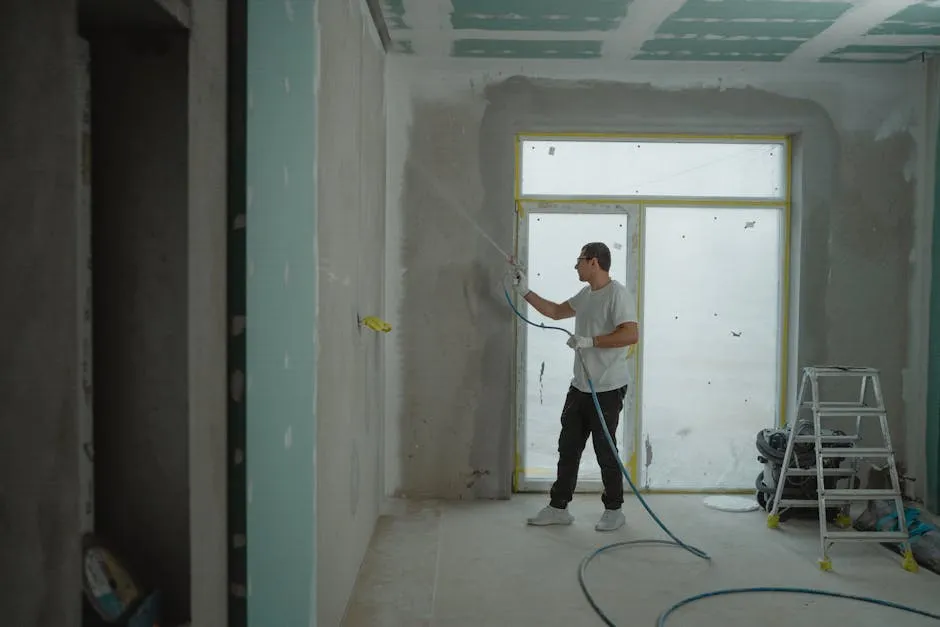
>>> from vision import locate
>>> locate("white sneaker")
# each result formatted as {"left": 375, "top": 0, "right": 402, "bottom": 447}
{"left": 595, "top": 509, "right": 625, "bottom": 532}
{"left": 526, "top": 505, "right": 574, "bottom": 526}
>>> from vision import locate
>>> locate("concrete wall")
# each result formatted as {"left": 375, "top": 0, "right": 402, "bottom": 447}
{"left": 316, "top": 1, "right": 387, "bottom": 624}
{"left": 0, "top": 2, "right": 82, "bottom": 625}
{"left": 91, "top": 1, "right": 230, "bottom": 622}
{"left": 90, "top": 32, "right": 191, "bottom": 623}
{"left": 1, "top": 2, "right": 229, "bottom": 625}
{"left": 385, "top": 58, "right": 934, "bottom": 503}
{"left": 187, "top": 0, "right": 229, "bottom": 623}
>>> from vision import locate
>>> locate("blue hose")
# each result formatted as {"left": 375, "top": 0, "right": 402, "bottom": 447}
{"left": 502, "top": 285, "right": 940, "bottom": 626}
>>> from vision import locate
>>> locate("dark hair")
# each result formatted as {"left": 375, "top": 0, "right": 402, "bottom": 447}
{"left": 582, "top": 242, "right": 611, "bottom": 272}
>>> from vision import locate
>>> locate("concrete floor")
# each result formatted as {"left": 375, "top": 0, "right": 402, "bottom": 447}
{"left": 343, "top": 494, "right": 940, "bottom": 627}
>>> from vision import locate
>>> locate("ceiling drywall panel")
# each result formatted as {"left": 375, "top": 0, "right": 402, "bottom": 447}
{"left": 449, "top": 0, "right": 630, "bottom": 31}
{"left": 869, "top": 2, "right": 940, "bottom": 35}
{"left": 378, "top": 0, "right": 940, "bottom": 63}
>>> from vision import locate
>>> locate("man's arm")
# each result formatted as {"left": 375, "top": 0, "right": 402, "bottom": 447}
{"left": 592, "top": 321, "right": 638, "bottom": 348}
{"left": 524, "top": 292, "right": 575, "bottom": 321}
{"left": 592, "top": 286, "right": 638, "bottom": 348}
{"left": 511, "top": 268, "right": 577, "bottom": 320}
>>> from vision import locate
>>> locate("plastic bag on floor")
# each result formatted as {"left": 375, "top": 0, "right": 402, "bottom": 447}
{"left": 854, "top": 500, "right": 940, "bottom": 574}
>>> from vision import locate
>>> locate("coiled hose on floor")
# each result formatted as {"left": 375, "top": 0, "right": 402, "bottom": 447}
{"left": 501, "top": 277, "right": 940, "bottom": 626}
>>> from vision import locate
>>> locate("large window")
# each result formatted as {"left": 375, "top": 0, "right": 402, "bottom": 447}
{"left": 514, "top": 135, "right": 790, "bottom": 493}
{"left": 520, "top": 139, "right": 786, "bottom": 199}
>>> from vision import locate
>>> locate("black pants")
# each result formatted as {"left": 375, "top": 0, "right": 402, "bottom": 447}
{"left": 549, "top": 385, "right": 627, "bottom": 511}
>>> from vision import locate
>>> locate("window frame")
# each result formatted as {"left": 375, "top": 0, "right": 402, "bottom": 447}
{"left": 511, "top": 133, "right": 793, "bottom": 494}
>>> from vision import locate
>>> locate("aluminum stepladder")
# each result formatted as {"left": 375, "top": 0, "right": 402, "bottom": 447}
{"left": 766, "top": 366, "right": 918, "bottom": 572}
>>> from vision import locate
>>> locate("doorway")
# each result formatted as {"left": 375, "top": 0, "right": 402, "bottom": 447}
{"left": 514, "top": 202, "right": 640, "bottom": 492}
{"left": 512, "top": 135, "right": 790, "bottom": 493}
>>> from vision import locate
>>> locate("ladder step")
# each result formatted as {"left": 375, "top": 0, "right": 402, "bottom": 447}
{"left": 813, "top": 401, "right": 870, "bottom": 407}
{"left": 779, "top": 498, "right": 865, "bottom": 507}
{"left": 778, "top": 499, "right": 820, "bottom": 507}
{"left": 822, "top": 489, "right": 899, "bottom": 500}
{"left": 808, "top": 366, "right": 879, "bottom": 375}
{"left": 784, "top": 468, "right": 857, "bottom": 476}
{"left": 793, "top": 435, "right": 859, "bottom": 443}
{"left": 824, "top": 531, "right": 909, "bottom": 542}
{"left": 819, "top": 448, "right": 892, "bottom": 458}
{"left": 801, "top": 402, "right": 882, "bottom": 410}
{"left": 813, "top": 408, "right": 885, "bottom": 417}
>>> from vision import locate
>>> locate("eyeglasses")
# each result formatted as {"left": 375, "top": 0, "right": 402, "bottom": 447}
{"left": 575, "top": 256, "right": 593, "bottom": 268}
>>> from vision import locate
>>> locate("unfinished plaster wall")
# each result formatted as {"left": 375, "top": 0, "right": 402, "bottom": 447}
{"left": 385, "top": 59, "right": 932, "bottom": 501}
{"left": 316, "top": 1, "right": 387, "bottom": 624}
{"left": 0, "top": 2, "right": 82, "bottom": 625}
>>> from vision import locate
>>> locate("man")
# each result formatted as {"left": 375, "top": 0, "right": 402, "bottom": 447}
{"left": 513, "top": 242, "right": 639, "bottom": 532}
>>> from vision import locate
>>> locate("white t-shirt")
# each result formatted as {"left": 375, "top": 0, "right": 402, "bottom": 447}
{"left": 567, "top": 279, "right": 636, "bottom": 394}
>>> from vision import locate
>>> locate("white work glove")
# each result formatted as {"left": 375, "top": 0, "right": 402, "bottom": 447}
{"left": 567, "top": 335, "right": 593, "bottom": 349}
{"left": 512, "top": 267, "right": 530, "bottom": 296}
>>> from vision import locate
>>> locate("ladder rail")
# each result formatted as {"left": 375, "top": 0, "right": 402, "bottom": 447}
{"left": 811, "top": 374, "right": 829, "bottom": 563}
{"left": 852, "top": 376, "right": 866, "bottom": 483}
{"left": 871, "top": 374, "right": 911, "bottom": 541}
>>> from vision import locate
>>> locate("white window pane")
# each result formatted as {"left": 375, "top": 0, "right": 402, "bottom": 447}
{"left": 521, "top": 210, "right": 636, "bottom": 483}
{"left": 640, "top": 206, "right": 782, "bottom": 490}
{"left": 520, "top": 139, "right": 786, "bottom": 200}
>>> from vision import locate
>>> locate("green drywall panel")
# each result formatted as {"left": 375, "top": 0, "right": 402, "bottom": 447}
{"left": 929, "top": 102, "right": 940, "bottom": 514}
{"left": 381, "top": 0, "right": 408, "bottom": 29}
{"left": 869, "top": 3, "right": 940, "bottom": 36}
{"left": 636, "top": 36, "right": 797, "bottom": 61}
{"left": 634, "top": 50, "right": 784, "bottom": 61}
{"left": 664, "top": 0, "right": 850, "bottom": 22}
{"left": 820, "top": 44, "right": 940, "bottom": 64}
{"left": 452, "top": 38, "right": 602, "bottom": 58}
{"left": 655, "top": 18, "right": 832, "bottom": 40}
{"left": 450, "top": 0, "right": 630, "bottom": 31}
{"left": 246, "top": 0, "right": 318, "bottom": 623}
{"left": 637, "top": 0, "right": 850, "bottom": 62}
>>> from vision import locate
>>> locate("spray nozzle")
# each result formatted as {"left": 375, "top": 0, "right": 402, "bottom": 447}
{"left": 506, "top": 255, "right": 526, "bottom": 274}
